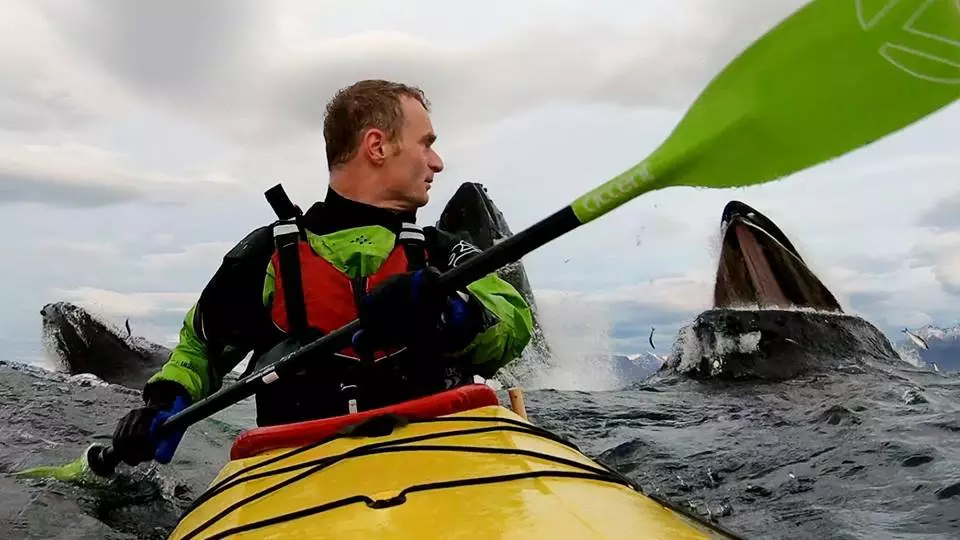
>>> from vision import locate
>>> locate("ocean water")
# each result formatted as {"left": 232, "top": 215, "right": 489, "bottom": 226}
{"left": 1, "top": 310, "right": 959, "bottom": 539}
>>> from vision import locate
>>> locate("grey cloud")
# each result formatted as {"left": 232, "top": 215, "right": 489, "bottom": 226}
{"left": 605, "top": 299, "right": 705, "bottom": 352}
{"left": 841, "top": 282, "right": 960, "bottom": 338}
{"left": 906, "top": 225, "right": 960, "bottom": 297}
{"left": 0, "top": 143, "right": 249, "bottom": 208}
{"left": 849, "top": 254, "right": 912, "bottom": 275}
{"left": 0, "top": 88, "right": 100, "bottom": 133}
{"left": 264, "top": 2, "right": 806, "bottom": 143}
{"left": 535, "top": 284, "right": 708, "bottom": 354}
{"left": 270, "top": 28, "right": 685, "bottom": 139}
{"left": 608, "top": 301, "right": 699, "bottom": 336}
{"left": 913, "top": 253, "right": 960, "bottom": 297}
{"left": 0, "top": 175, "right": 142, "bottom": 207}
{"left": 36, "top": 0, "right": 266, "bottom": 100}
{"left": 28, "top": 0, "right": 808, "bottom": 145}
{"left": 0, "top": 2, "right": 131, "bottom": 133}
{"left": 31, "top": 0, "right": 284, "bottom": 143}
{"left": 933, "top": 267, "right": 960, "bottom": 297}
{"left": 919, "top": 191, "right": 960, "bottom": 231}
{"left": 845, "top": 290, "right": 894, "bottom": 314}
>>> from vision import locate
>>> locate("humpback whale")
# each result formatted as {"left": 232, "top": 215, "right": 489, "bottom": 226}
{"left": 40, "top": 302, "right": 171, "bottom": 389}
{"left": 661, "top": 200, "right": 898, "bottom": 381}
{"left": 40, "top": 183, "right": 550, "bottom": 389}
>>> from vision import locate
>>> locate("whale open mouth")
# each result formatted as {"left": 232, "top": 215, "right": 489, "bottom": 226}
{"left": 713, "top": 200, "right": 842, "bottom": 312}
{"left": 656, "top": 201, "right": 891, "bottom": 381}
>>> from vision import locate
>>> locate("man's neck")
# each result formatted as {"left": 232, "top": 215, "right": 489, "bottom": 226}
{"left": 329, "top": 169, "right": 407, "bottom": 211}
{"left": 301, "top": 185, "right": 416, "bottom": 236}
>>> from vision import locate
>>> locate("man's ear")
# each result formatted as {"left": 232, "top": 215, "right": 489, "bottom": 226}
{"left": 362, "top": 128, "right": 388, "bottom": 165}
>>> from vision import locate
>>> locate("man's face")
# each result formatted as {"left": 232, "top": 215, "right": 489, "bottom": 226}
{"left": 380, "top": 96, "right": 444, "bottom": 210}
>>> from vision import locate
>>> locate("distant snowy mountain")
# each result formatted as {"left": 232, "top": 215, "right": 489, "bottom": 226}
{"left": 897, "top": 323, "right": 960, "bottom": 373}
{"left": 611, "top": 352, "right": 665, "bottom": 384}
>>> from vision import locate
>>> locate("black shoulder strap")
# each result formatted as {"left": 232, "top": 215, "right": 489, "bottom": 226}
{"left": 397, "top": 221, "right": 427, "bottom": 271}
{"left": 265, "top": 183, "right": 308, "bottom": 337}
{"left": 265, "top": 183, "right": 301, "bottom": 220}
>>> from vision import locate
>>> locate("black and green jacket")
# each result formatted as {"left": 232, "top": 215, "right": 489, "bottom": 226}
{"left": 143, "top": 189, "right": 534, "bottom": 406}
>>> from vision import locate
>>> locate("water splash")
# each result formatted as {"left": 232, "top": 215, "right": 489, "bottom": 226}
{"left": 670, "top": 322, "right": 762, "bottom": 377}
{"left": 520, "top": 291, "right": 623, "bottom": 391}
{"left": 893, "top": 343, "right": 926, "bottom": 369}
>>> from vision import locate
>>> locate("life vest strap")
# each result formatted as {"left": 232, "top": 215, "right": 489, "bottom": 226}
{"left": 265, "top": 183, "right": 301, "bottom": 221}
{"left": 398, "top": 222, "right": 426, "bottom": 271}
{"left": 266, "top": 183, "right": 309, "bottom": 337}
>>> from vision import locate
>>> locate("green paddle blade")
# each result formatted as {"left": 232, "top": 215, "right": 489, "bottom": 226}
{"left": 573, "top": 0, "right": 960, "bottom": 223}
{"left": 10, "top": 446, "right": 112, "bottom": 487}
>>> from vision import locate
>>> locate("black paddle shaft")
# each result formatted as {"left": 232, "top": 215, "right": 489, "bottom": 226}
{"left": 87, "top": 207, "right": 580, "bottom": 477}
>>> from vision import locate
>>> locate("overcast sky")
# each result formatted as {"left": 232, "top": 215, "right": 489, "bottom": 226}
{"left": 2, "top": 0, "right": 958, "bottom": 368}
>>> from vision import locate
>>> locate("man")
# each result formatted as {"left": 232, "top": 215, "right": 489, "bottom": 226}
{"left": 111, "top": 80, "right": 534, "bottom": 467}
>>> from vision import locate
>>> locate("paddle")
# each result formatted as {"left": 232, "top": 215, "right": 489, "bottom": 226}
{"left": 19, "top": 0, "right": 958, "bottom": 483}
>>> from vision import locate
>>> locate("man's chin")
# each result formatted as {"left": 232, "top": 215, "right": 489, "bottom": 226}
{"left": 402, "top": 193, "right": 429, "bottom": 210}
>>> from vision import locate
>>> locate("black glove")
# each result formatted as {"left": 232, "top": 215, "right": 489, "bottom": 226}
{"left": 355, "top": 267, "right": 447, "bottom": 351}
{"left": 112, "top": 383, "right": 190, "bottom": 466}
{"left": 354, "top": 267, "right": 488, "bottom": 354}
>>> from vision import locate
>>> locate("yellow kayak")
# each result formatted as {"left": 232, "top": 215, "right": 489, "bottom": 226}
{"left": 169, "top": 385, "right": 738, "bottom": 539}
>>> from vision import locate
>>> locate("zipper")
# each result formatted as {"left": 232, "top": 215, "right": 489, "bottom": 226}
{"left": 345, "top": 275, "right": 369, "bottom": 412}
{"left": 352, "top": 276, "right": 367, "bottom": 314}
{"left": 351, "top": 275, "right": 372, "bottom": 362}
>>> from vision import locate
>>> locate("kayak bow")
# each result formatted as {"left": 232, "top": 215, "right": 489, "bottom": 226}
{"left": 169, "top": 385, "right": 740, "bottom": 540}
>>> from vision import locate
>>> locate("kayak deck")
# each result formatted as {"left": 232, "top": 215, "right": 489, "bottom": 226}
{"left": 170, "top": 389, "right": 727, "bottom": 539}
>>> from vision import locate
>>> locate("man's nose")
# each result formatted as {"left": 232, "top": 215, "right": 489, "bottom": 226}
{"left": 429, "top": 150, "right": 444, "bottom": 173}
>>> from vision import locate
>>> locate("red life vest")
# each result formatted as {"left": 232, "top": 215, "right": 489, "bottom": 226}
{"left": 269, "top": 232, "right": 426, "bottom": 361}
{"left": 261, "top": 182, "right": 428, "bottom": 362}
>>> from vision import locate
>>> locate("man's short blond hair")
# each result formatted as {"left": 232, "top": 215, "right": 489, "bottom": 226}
{"left": 323, "top": 79, "right": 430, "bottom": 170}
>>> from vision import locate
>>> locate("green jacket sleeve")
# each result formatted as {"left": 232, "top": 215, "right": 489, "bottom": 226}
{"left": 145, "top": 304, "right": 214, "bottom": 403}
{"left": 451, "top": 273, "right": 534, "bottom": 378}
{"left": 426, "top": 227, "right": 534, "bottom": 378}
{"left": 144, "top": 226, "right": 275, "bottom": 404}
{"left": 145, "top": 302, "right": 257, "bottom": 404}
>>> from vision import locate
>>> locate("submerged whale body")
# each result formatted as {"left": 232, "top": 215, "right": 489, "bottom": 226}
{"left": 661, "top": 200, "right": 897, "bottom": 381}
{"left": 40, "top": 182, "right": 550, "bottom": 389}
{"left": 667, "top": 309, "right": 900, "bottom": 381}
